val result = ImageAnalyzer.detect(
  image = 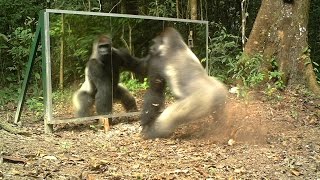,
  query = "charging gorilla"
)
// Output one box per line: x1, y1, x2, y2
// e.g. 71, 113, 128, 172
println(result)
141, 27, 228, 139
72, 35, 147, 120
